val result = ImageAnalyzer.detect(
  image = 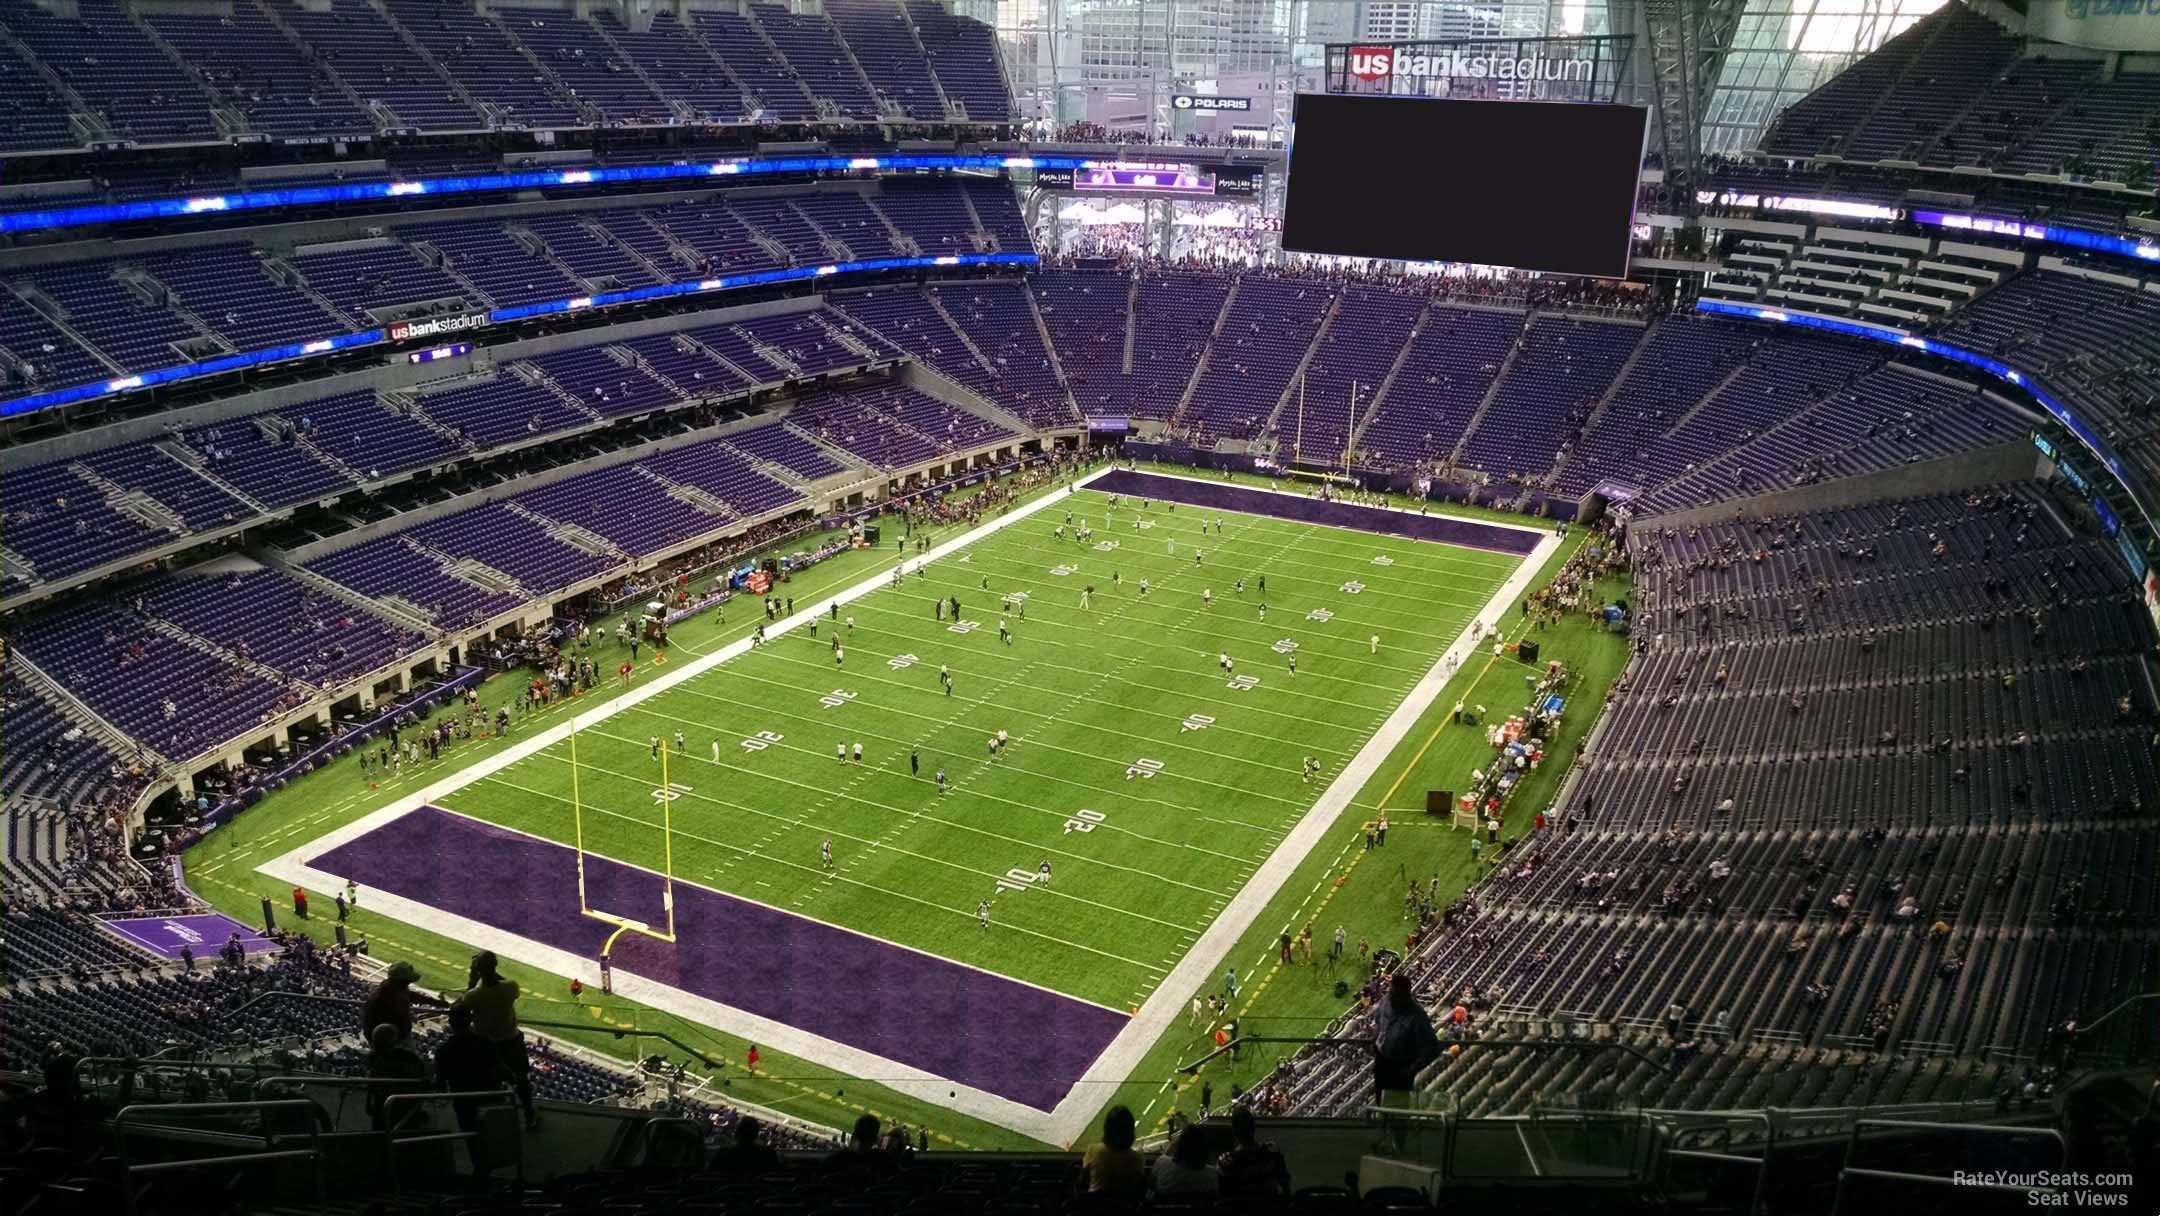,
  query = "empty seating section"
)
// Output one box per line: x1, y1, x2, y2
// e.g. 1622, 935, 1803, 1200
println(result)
1999, 71, 2160, 185
278, 0, 488, 132
962, 177, 1032, 253
831, 286, 995, 397
278, 388, 462, 481
1558, 317, 1761, 497
23, 260, 210, 372
519, 213, 661, 290
516, 461, 732, 556
137, 567, 419, 686
728, 196, 834, 265
1030, 268, 1132, 419
871, 179, 979, 255
73, 444, 250, 532
304, 535, 521, 631
790, 192, 903, 259
0, 47, 76, 151
736, 310, 876, 376
617, 332, 755, 396
9, 601, 300, 758
1178, 276, 1330, 442
642, 439, 801, 517
142, 4, 373, 139
752, 5, 876, 119
1289, 287, 1423, 466
404, 219, 580, 308
2, 459, 174, 582
495, 6, 668, 125
0, 0, 217, 144
176, 418, 353, 509
524, 346, 679, 419
727, 420, 845, 480
409, 503, 619, 594
1931, 269, 2160, 501
2, 666, 128, 810
142, 245, 345, 352
410, 373, 587, 448
1758, 8, 1954, 157
908, 1, 1011, 122
828, 0, 943, 119
287, 241, 474, 326
596, 10, 742, 124
1459, 317, 1643, 479
1926, 57, 2095, 169
1356, 307, 1519, 469
1129, 272, 1229, 421
1265, 487, 2157, 1118
789, 380, 1005, 468
1837, 7, 2018, 162
378, 0, 580, 128
0, 290, 112, 391
691, 9, 816, 122
930, 282, 1075, 427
